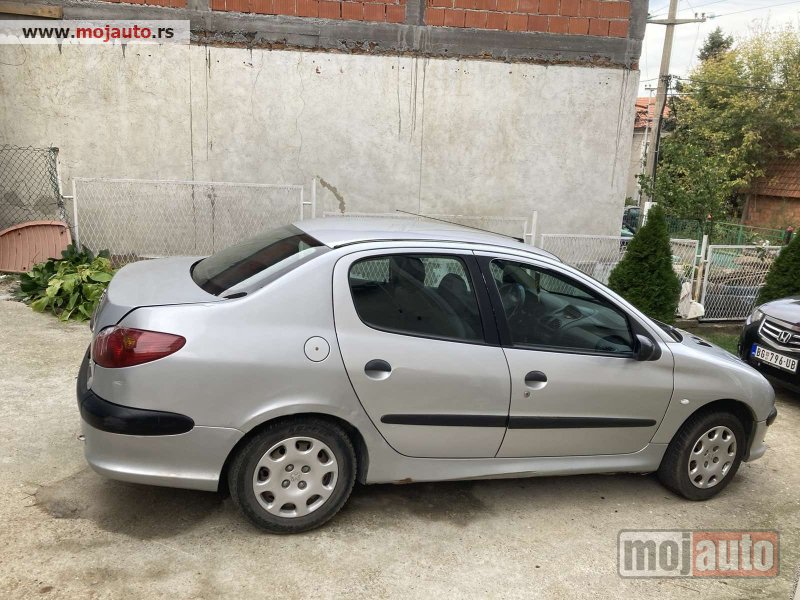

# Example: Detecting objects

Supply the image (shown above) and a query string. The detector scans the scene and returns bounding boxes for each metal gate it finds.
[73,178,305,264]
[699,245,782,320]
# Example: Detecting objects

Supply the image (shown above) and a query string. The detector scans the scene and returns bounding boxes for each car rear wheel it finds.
[229,418,356,533]
[658,410,746,500]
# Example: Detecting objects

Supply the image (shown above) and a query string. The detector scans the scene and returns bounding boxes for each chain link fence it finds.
[539,234,699,288]
[0,145,66,231]
[74,178,305,265]
[699,245,782,321]
[322,211,534,244]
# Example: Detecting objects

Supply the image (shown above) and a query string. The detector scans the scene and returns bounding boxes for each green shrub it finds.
[757,234,800,304]
[608,204,681,323]
[16,245,115,321]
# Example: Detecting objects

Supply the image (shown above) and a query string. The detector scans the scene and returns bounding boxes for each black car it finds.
[622,205,640,234]
[740,296,800,393]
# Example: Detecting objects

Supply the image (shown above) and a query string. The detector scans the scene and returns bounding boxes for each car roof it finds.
[294,216,558,259]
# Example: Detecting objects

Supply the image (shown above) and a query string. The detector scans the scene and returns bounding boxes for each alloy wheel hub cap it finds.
[687,426,737,489]
[252,436,338,518]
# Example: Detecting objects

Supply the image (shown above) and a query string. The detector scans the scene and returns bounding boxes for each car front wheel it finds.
[658,410,746,500]
[229,418,356,533]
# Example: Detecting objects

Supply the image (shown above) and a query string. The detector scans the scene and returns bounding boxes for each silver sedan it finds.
[77,218,777,533]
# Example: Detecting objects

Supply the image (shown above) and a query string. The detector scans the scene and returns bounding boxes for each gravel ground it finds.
[1,296,799,599]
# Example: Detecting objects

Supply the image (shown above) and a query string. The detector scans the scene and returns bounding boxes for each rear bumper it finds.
[77,346,195,436]
[81,418,242,491]
[77,347,243,491]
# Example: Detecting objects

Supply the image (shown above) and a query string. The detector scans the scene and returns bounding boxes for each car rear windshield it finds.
[191,225,326,295]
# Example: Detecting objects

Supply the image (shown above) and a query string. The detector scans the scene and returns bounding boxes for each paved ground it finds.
[1,296,799,599]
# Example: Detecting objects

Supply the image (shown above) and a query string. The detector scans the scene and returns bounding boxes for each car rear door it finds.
[332,248,511,458]
[476,253,674,458]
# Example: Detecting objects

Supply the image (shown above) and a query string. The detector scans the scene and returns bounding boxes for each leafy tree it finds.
[608,204,681,322]
[698,27,733,62]
[757,234,800,303]
[644,28,800,221]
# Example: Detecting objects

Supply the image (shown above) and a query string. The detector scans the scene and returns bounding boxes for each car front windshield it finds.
[191,225,326,295]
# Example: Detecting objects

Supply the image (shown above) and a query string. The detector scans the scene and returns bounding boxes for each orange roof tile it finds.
[634,96,669,130]
[750,158,800,200]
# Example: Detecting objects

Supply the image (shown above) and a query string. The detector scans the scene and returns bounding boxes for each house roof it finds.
[750,158,800,199]
[634,97,670,130]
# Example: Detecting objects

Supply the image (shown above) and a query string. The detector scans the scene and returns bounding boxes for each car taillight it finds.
[93,326,186,368]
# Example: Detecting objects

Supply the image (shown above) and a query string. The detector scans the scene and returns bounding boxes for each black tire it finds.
[658,410,746,501]
[229,418,357,534]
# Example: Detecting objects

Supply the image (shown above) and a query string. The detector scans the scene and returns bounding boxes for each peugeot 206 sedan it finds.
[77,218,777,533]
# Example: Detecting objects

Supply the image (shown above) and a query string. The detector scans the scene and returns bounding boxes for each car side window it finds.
[349,255,484,343]
[490,259,634,355]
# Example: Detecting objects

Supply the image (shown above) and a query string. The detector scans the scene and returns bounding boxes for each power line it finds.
[651,0,797,19]
[679,0,729,12]
[648,1,672,16]
[710,1,800,18]
[689,22,702,70]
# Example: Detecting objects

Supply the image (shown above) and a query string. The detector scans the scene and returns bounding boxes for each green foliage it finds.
[698,27,733,62]
[757,234,800,304]
[608,205,681,323]
[648,28,800,221]
[16,244,115,321]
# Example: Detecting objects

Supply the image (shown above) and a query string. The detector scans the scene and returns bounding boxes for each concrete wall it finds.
[626,128,645,202]
[0,43,638,237]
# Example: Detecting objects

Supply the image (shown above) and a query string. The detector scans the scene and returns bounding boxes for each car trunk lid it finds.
[94,256,222,330]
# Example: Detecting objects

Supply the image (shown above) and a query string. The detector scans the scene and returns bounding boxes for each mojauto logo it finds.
[618,530,779,578]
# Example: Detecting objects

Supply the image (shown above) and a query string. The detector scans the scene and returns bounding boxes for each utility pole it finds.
[641,0,706,208]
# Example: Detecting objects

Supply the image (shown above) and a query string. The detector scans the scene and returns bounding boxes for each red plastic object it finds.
[0,220,72,273]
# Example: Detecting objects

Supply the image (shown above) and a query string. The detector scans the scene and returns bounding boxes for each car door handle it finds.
[524,370,548,390]
[365,359,392,381]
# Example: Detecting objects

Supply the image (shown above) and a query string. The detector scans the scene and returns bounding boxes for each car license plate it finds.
[751,344,798,373]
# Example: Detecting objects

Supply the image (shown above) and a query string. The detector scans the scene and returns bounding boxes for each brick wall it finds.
[78,0,642,63]
[181,0,630,35]
[743,195,800,229]
[211,0,406,22]
[427,0,629,35]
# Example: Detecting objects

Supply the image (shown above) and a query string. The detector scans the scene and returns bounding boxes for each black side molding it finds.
[509,416,657,429]
[80,390,195,436]
[381,414,507,427]
[380,414,656,429]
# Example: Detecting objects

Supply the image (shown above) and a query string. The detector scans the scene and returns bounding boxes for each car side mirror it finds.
[633,334,657,362]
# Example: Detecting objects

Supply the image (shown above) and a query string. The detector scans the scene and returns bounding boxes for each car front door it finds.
[332,249,511,458]
[477,254,674,458]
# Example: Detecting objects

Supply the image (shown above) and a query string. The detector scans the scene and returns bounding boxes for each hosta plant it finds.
[16,245,115,321]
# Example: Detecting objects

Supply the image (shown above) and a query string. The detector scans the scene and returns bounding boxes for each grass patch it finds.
[679,322,742,355]
[698,332,740,354]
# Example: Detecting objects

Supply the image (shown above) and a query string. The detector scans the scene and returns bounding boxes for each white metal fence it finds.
[699,244,782,321]
[322,211,536,245]
[73,178,305,264]
[539,234,699,288]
